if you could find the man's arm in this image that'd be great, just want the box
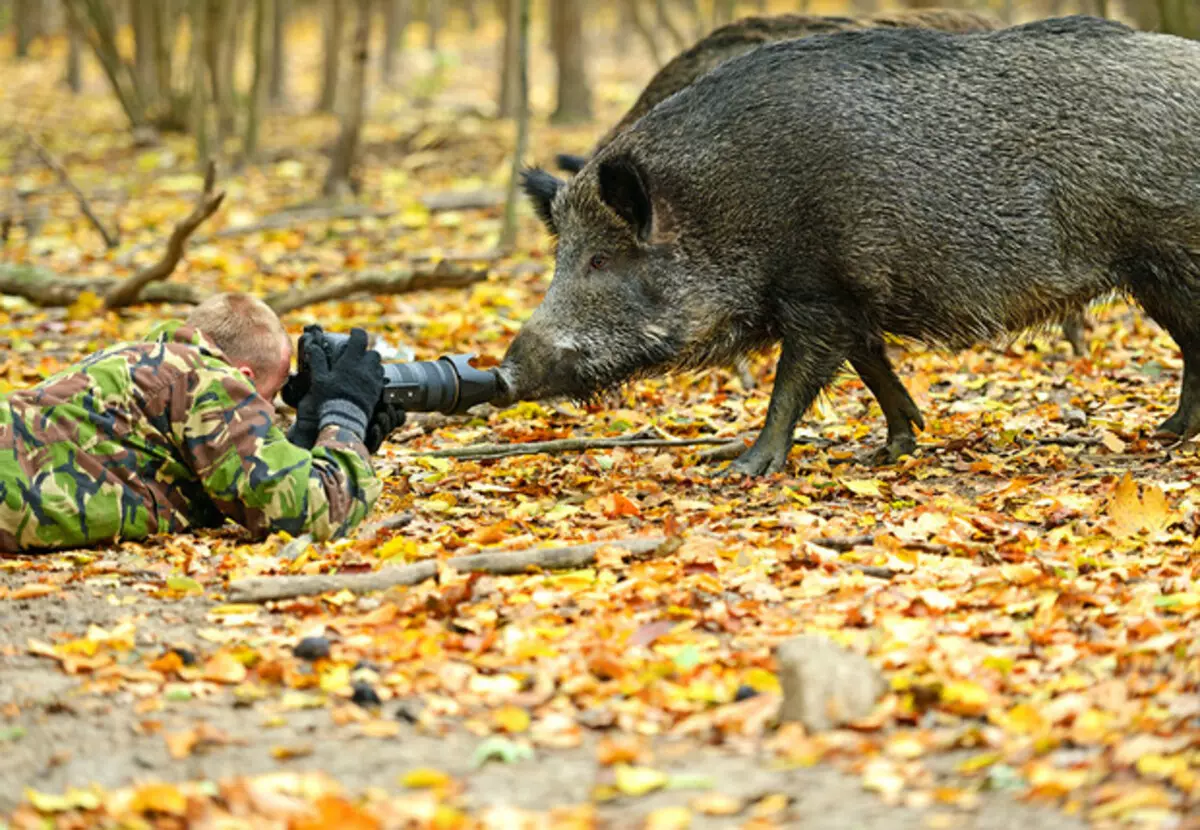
[175,370,382,542]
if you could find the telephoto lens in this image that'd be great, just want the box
[381,354,499,415]
[304,332,499,416]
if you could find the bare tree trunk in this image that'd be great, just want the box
[65,12,83,92]
[190,0,212,164]
[15,0,37,58]
[323,0,370,198]
[425,0,441,50]
[497,0,520,117]
[244,0,269,160]
[550,0,590,124]
[62,0,149,127]
[713,0,735,26]
[131,0,158,103]
[269,0,287,104]
[150,0,177,122]
[499,0,530,250]
[654,0,688,51]
[461,0,478,30]
[316,0,345,112]
[622,0,662,67]
[381,0,409,85]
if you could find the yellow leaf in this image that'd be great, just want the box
[271,744,314,760]
[128,783,187,816]
[319,663,351,694]
[1107,473,1176,537]
[691,793,743,816]
[66,291,104,322]
[1028,763,1088,797]
[645,806,692,830]
[25,786,101,813]
[842,478,885,498]
[743,668,780,695]
[940,680,990,716]
[955,752,1001,775]
[359,720,401,738]
[401,768,453,789]
[614,764,669,797]
[1088,786,1172,821]
[493,705,531,733]
[375,535,419,562]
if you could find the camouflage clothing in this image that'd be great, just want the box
[0,321,381,553]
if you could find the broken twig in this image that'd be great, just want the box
[265,261,487,315]
[226,536,680,603]
[104,160,226,309]
[416,435,739,461]
[24,132,120,249]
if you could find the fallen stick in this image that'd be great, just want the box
[417,435,739,460]
[226,536,679,603]
[104,161,226,309]
[264,262,487,315]
[0,264,206,306]
[24,132,120,249]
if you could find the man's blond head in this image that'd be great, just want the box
[186,293,290,388]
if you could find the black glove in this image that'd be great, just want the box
[285,384,321,449]
[305,328,384,441]
[364,401,407,455]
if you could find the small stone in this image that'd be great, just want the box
[395,699,423,723]
[734,684,758,702]
[351,681,381,708]
[293,636,331,662]
[169,647,197,666]
[1062,406,1088,428]
[774,635,887,732]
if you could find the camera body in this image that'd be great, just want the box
[295,328,500,417]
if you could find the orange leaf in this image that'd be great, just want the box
[292,795,381,830]
[8,583,60,600]
[603,493,641,518]
[203,651,247,685]
[127,783,187,816]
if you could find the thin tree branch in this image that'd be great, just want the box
[0,264,205,306]
[23,133,119,249]
[104,161,226,310]
[226,536,681,603]
[415,435,742,460]
[264,262,487,315]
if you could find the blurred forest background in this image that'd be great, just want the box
[2,0,1196,226]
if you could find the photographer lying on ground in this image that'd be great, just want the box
[0,293,405,554]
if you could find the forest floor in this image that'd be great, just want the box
[0,4,1197,829]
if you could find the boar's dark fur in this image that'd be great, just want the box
[497,16,1200,475]
[558,7,1003,174]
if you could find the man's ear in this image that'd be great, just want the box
[597,154,652,242]
[520,167,564,236]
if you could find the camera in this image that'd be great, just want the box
[295,328,500,416]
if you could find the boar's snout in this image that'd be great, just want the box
[492,325,584,406]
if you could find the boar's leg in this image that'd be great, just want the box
[1131,264,1200,440]
[1061,311,1088,358]
[849,342,925,464]
[724,337,848,477]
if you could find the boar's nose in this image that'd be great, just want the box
[495,327,581,404]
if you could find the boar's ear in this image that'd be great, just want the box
[597,155,652,242]
[520,167,563,236]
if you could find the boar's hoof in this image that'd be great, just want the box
[722,442,792,477]
[1154,411,1200,443]
[868,436,918,467]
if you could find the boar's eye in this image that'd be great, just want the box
[589,253,609,271]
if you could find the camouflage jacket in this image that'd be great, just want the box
[0,321,381,553]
